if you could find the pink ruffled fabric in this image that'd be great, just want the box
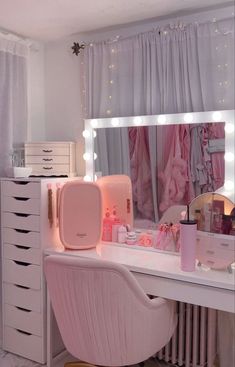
[129,127,154,219]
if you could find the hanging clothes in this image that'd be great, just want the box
[129,127,154,220]
[158,125,188,212]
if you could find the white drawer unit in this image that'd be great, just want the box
[1,177,80,364]
[25,141,76,177]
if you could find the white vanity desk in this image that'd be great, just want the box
[45,242,235,313]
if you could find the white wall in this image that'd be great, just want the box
[28,42,46,141]
[44,36,84,174]
[40,4,234,175]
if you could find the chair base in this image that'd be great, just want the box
[64,362,96,367]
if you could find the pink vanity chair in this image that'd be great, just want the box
[44,178,177,367]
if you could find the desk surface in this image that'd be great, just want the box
[45,242,235,312]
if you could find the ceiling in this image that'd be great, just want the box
[0,0,233,41]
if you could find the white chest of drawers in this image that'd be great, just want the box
[25,141,76,177]
[0,177,79,363]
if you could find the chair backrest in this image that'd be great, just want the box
[44,255,177,366]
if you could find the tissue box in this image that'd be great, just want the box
[6,167,32,178]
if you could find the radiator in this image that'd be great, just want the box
[157,302,217,367]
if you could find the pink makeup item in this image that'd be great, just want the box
[117,225,127,243]
[126,231,137,245]
[102,208,113,242]
[180,205,197,272]
[59,181,102,249]
[97,175,133,228]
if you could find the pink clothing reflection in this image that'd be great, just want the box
[129,127,154,220]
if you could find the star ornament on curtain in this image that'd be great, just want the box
[71,42,85,55]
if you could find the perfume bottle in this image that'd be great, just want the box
[102,208,113,241]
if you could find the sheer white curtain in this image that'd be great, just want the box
[0,36,28,176]
[84,17,234,221]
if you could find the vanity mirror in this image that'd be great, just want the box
[84,110,234,228]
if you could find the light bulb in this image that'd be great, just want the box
[94,153,97,160]
[111,118,120,127]
[212,111,222,121]
[84,175,92,182]
[91,119,98,128]
[224,152,234,162]
[134,117,142,125]
[83,153,91,161]
[224,123,234,133]
[157,115,166,124]
[82,130,90,138]
[224,180,234,190]
[93,130,97,138]
[184,113,193,123]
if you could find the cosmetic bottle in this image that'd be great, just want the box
[126,231,137,245]
[194,209,202,230]
[111,206,121,242]
[212,208,222,233]
[203,203,212,232]
[118,225,127,244]
[221,215,232,235]
[102,208,113,242]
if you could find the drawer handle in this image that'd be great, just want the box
[43,149,53,153]
[14,260,31,266]
[13,181,30,185]
[43,166,53,170]
[16,329,32,336]
[15,306,32,313]
[206,250,215,255]
[15,229,30,234]
[43,158,53,161]
[13,197,30,201]
[14,284,30,290]
[14,213,30,217]
[207,260,215,265]
[220,243,229,247]
[15,245,30,250]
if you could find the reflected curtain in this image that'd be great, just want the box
[83,17,234,221]
[0,36,28,176]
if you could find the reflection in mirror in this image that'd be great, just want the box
[84,110,235,239]
[94,123,225,227]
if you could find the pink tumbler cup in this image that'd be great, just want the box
[180,220,197,272]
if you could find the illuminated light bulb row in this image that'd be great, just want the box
[224,180,234,190]
[224,152,234,162]
[83,153,97,161]
[84,175,98,182]
[87,112,234,129]
[82,130,97,138]
[224,123,234,133]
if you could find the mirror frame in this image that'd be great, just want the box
[84,110,235,203]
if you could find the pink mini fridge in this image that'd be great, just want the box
[59,181,102,249]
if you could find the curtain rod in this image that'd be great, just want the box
[0,27,33,47]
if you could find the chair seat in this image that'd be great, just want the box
[65,362,96,367]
